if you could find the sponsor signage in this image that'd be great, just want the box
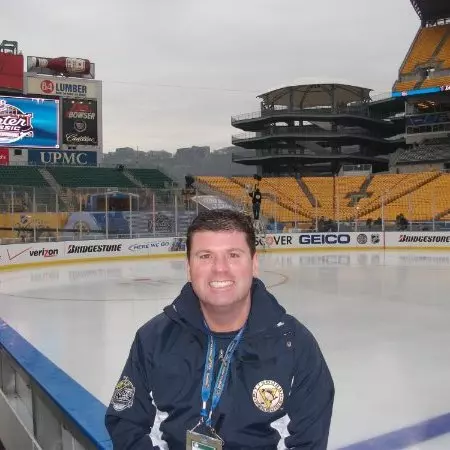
[64,242,124,260]
[0,52,24,92]
[5,243,61,265]
[256,234,295,248]
[128,241,171,252]
[67,243,122,254]
[62,99,98,146]
[0,147,9,165]
[28,149,97,166]
[398,233,450,244]
[25,74,99,99]
[299,233,351,245]
[0,95,59,148]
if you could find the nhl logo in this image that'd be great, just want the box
[371,234,380,244]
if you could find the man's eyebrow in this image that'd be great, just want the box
[194,248,246,254]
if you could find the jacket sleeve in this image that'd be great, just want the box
[284,324,335,450]
[105,331,159,449]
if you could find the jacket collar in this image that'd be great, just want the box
[164,278,286,337]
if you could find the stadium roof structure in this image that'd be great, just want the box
[410,0,450,23]
[257,82,372,110]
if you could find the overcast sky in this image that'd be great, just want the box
[4,0,419,153]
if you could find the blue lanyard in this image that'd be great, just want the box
[200,326,245,428]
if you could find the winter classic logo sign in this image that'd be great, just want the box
[252,380,284,413]
[111,376,135,412]
[0,99,33,144]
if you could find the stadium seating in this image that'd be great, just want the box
[302,177,334,219]
[357,172,441,220]
[435,30,450,69]
[421,75,450,88]
[195,176,305,223]
[47,167,136,188]
[393,79,420,92]
[127,169,174,189]
[401,25,448,74]
[231,176,312,220]
[0,166,49,187]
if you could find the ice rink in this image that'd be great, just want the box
[0,250,449,449]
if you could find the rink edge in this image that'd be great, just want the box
[3,245,450,272]
[0,318,113,449]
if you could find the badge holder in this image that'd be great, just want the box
[186,420,223,450]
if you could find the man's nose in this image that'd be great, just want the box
[212,254,229,272]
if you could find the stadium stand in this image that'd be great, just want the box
[46,167,136,188]
[421,75,450,88]
[195,172,450,225]
[0,166,48,187]
[400,25,449,75]
[127,168,174,189]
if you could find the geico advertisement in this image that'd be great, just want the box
[298,232,383,247]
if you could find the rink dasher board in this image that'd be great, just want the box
[1,232,450,269]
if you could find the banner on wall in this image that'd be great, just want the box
[0,96,59,148]
[25,74,99,99]
[62,99,98,146]
[28,149,97,166]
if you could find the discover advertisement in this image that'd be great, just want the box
[62,99,98,146]
[28,149,97,166]
[25,74,99,99]
[0,96,59,148]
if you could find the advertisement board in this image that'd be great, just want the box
[25,74,99,99]
[0,96,59,148]
[28,149,97,166]
[62,99,98,146]
[0,148,9,165]
[0,53,24,92]
[386,232,450,248]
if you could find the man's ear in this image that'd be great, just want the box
[186,258,191,281]
[252,253,259,277]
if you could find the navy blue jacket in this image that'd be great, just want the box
[105,278,334,449]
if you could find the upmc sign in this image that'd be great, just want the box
[25,74,99,99]
[28,150,97,166]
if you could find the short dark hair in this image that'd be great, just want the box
[186,209,256,259]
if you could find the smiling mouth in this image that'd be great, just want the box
[209,281,234,288]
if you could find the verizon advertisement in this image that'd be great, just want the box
[25,74,99,99]
[62,99,98,146]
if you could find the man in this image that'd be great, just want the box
[249,187,262,220]
[105,209,334,449]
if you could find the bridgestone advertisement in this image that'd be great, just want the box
[62,99,98,146]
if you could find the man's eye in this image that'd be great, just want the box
[199,254,210,259]
[230,253,240,258]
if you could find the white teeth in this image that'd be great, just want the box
[209,281,233,288]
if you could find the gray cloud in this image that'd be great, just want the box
[4,0,418,152]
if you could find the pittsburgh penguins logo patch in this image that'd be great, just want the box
[252,380,284,413]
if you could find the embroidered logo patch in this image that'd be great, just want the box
[111,376,135,412]
[252,380,284,413]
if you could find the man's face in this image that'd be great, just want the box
[187,230,258,309]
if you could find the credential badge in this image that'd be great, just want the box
[111,376,135,412]
[252,380,284,413]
